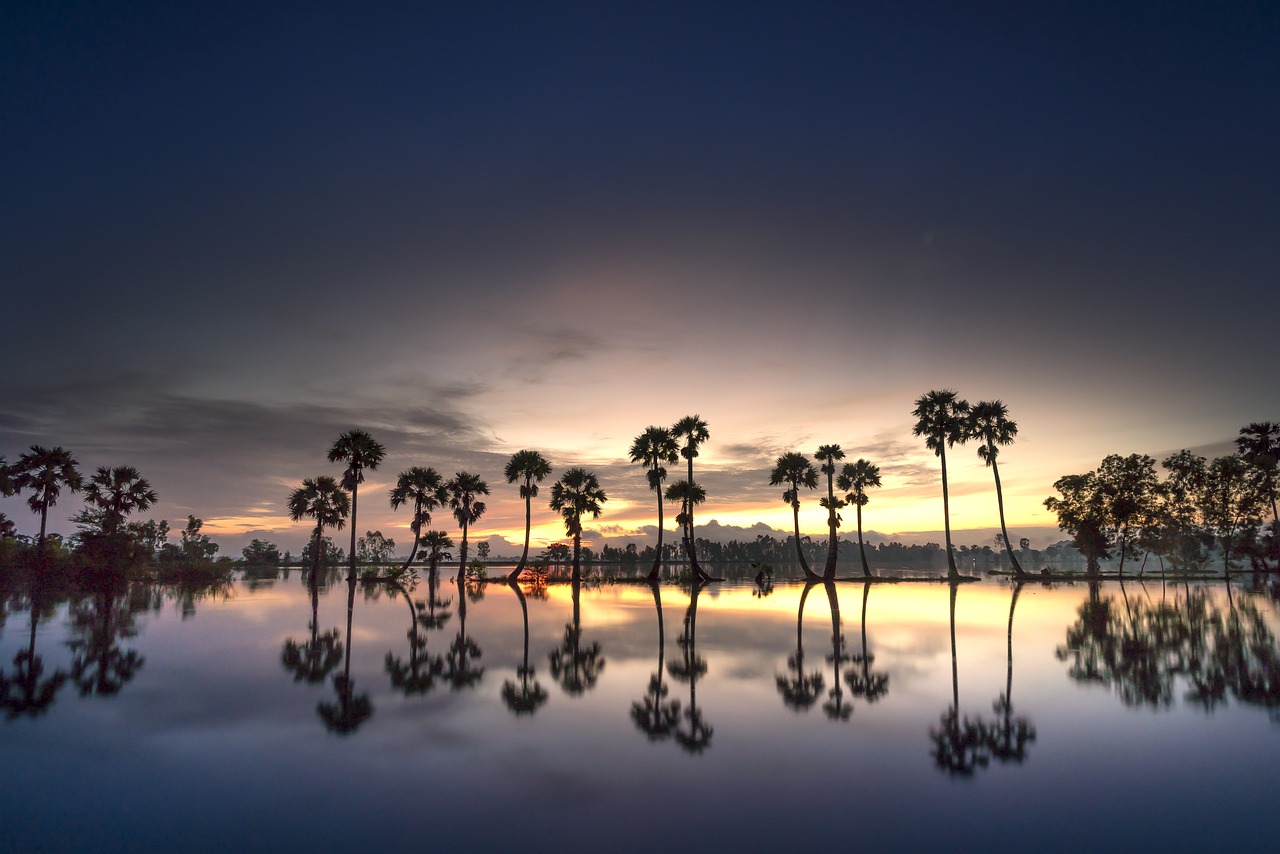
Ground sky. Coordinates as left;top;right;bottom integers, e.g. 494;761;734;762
2;1;1277;557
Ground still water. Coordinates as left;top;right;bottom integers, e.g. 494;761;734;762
2;570;1277;852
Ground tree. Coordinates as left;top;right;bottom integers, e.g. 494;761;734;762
1044;472;1111;574
356;530;396;565
630;426;679;581
1158;450;1212;572
420;530;454;576
327;429;386;579
241;539;281;565
1095;454;1159;576
549;468;607;583
912;390;971;580
444;472;489;582
1202;455;1263;574
179;515;218;561
12;446;83;548
1237;422;1279;562
664;480;706;557
388;466;445;573
769;452;819;579
671;415;713;581
967;400;1028;579
814;444;846;578
288;476;350;579
78;466;158;562
504;450;553;583
837;459;882;579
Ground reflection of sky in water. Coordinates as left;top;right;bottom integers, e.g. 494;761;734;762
1;576;1277;851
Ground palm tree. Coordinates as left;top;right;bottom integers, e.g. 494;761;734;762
664;479;706;565
671;415;712;580
388;467;445;574
548;468;607;583
504;450;553;583
444;472;489;582
968;400;1027;579
630;426;679;581
288;476;351;579
770;452;820;579
837;459;882;579
327;429;386;579
12;446;83;548
420;530;454;578
912;389;971;580
81;466;158;534
815;444;846;578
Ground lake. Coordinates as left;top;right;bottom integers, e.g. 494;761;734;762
2;568;1277;852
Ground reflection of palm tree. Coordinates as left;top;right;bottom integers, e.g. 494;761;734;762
420;565;453;631
548;580;604;695
389;466;445;574
630;426;680;581
672;415;715;583
0;599;68;719
821;581;851;721
548;468;608;583
912;390;971;580
502;581;548;715
318;577;373;734
443;576;484;690
837;460;882;579
982;583;1036;763
282;573;344;684
505;450;553;583
777;580;824;710
631;580;680;739
929;583;990;776
845;580;890;706
67;582;144;697
814;445;846;579
12;445;82;549
969;401;1028;579
669;579;712;753
770;452;820;580
384;579;443;696
445;471;489;584
327;429;386;580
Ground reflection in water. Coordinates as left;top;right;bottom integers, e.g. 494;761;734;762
67;578;145;697
929;583;989;776
631;580;680;740
317;577;373;734
548;580;603;695
0;594;67;718
844;581;889;706
282;572;343;684
444;576;484;690
821;581;851;721
385;577;443;697
669;580;712;753
985;583;1036;764
777;581;824;711
502;581;547;715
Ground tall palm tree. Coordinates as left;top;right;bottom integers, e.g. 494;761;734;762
328;429;386;579
671;415;711;579
549;468;607;583
388;466;445;574
837;459;882;579
815;444;846;578
968;401;1027;579
504;450;553;583
630;426;680;581
444;472;489;582
288;476;351;578
12;446;83;548
912;389;971;580
82;466;158;535
770;452;820;579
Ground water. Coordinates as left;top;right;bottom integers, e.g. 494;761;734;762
1;570;1277;852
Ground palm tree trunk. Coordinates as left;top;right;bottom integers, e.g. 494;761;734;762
1006;582;1021;705
793;500;816;579
400;504;422;574
458;522;469;585
348;483;359;581
857;504;873;579
949;582;959;709
824;472;838;579
940;446;958;579
860;580;871;683
572;531;581;583
991;457;1026;578
508;493;533;585
650;478;664;581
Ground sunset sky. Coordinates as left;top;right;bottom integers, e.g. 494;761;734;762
2;2;1276;556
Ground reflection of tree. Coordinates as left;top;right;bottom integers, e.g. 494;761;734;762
844;581;890;706
631;580;680;739
669;579;713;753
982;583;1036;763
385;579;443;697
548;580;603;695
1187;585;1280;720
317;577;373;734
503;582;547;715
777;581;824;711
930;583;990;776
0;597;68;718
443;575;484;690
282;573;343;684
821;581;851;721
67;580;144;697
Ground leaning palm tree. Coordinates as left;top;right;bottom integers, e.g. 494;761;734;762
912;390;971;580
504;450;553;583
81;466;158;534
388;466;445;574
549;468;607;583
968;401;1027;579
328;429;386;579
815;444;846;578
837;459;882;579
671;415;712;579
770;452;820;579
444;472;489;582
12;446;83;548
630;426;679;580
288;476;351;578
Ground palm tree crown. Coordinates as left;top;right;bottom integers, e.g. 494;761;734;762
630;426;679;490
389;466;445;569
446;471;490;530
969;401;1018;465
549;468;608;539
912;390;971;454
82;466;157;534
505;450;553;581
327;429;386;489
12;445;83;541
289;476;350;531
838;459;882;506
672;415;710;465
770;452;819;577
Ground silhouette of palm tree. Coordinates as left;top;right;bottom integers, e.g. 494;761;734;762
777;580;824;710
837;459;882;579
502;581;548;715
672;415;714;582
968;401;1027;578
770;452;820;579
318;576;373;734
669;579;712;753
11;445;82;549
0;597;68;719
504;450;553;583
548;580;604;695
982;582;1036;763
549;468;607;583
444;471;489;584
443;576;484;690
815;445;846;578
630;426;680;581
912;390;971;580
389;466;445;574
288;476;351;580
384;578;444;696
930;583;991;775
328;429;386;580
631;580;680;739
282;573;344;685
845;581;890;705
821;581;851;721
67;581;144;697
